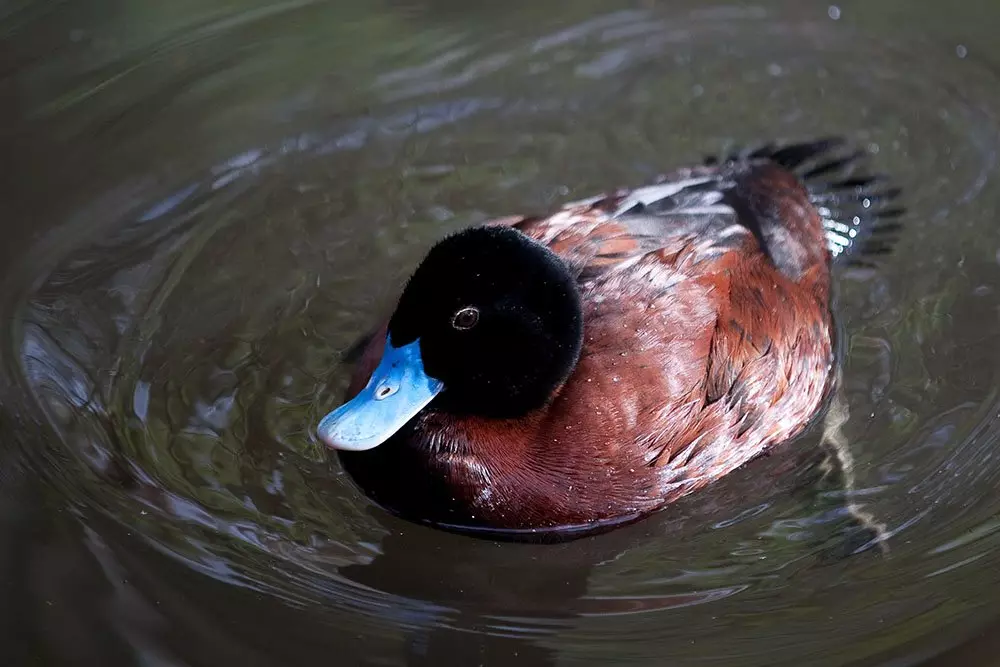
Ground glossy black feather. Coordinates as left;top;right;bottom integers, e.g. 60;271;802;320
707;138;905;263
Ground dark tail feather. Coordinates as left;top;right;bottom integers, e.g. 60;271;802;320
706;138;905;264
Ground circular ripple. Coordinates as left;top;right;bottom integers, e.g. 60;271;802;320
3;5;1000;666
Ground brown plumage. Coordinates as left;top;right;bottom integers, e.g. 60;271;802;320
321;138;903;537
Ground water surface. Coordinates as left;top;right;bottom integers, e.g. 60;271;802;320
2;1;1000;665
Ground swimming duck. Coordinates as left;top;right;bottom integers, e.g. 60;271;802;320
317;138;902;538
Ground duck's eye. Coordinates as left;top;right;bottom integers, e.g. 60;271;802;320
451;306;480;330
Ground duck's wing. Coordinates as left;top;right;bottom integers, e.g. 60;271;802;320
511;168;748;282
516;138;903;285
524;163;839;487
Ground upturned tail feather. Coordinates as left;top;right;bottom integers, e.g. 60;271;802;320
706;138;905;266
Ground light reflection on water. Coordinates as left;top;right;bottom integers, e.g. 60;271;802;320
2;1;1000;665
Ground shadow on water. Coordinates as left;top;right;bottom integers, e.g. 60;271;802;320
2;0;1000;665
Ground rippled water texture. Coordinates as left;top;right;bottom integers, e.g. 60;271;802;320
2;1;1000;665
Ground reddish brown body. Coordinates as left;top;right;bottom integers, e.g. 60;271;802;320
339;160;836;532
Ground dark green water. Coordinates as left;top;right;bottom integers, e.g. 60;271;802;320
2;1;1000;665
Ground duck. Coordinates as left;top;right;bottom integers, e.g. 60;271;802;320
316;138;903;539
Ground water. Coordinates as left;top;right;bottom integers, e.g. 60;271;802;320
1;1;1000;665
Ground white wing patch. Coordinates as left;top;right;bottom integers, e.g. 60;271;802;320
611;177;717;217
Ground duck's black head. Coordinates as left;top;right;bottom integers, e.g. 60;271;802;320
317;225;584;451
390;225;584;415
